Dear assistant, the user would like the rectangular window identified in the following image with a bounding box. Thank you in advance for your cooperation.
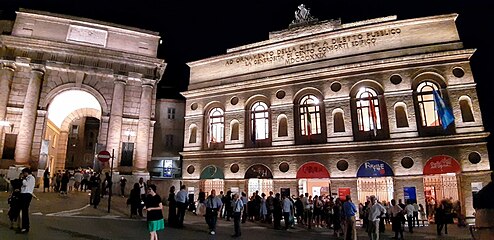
[165,134,174,147]
[120,142,134,167]
[2,134,17,159]
[167,108,176,119]
[71,125,79,135]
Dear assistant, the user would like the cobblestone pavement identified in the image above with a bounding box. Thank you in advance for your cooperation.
[0,190,474,239]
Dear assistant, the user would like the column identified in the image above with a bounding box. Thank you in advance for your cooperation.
[15,69,44,165]
[134,80,153,172]
[106,78,126,169]
[0,64,15,151]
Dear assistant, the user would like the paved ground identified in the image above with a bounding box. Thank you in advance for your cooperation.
[0,190,474,239]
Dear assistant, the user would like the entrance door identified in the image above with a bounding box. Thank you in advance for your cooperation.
[423,173,459,203]
[298,179,330,197]
[200,179,224,195]
[247,178,273,197]
[357,177,394,204]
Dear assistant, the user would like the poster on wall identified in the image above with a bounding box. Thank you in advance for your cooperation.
[404,187,417,203]
[338,187,351,201]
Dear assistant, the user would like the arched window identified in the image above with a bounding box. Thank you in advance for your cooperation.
[417,81,440,127]
[189,126,197,143]
[356,87,381,133]
[278,115,288,137]
[231,121,239,140]
[251,102,269,141]
[299,95,322,136]
[333,110,345,133]
[459,97,475,122]
[395,103,409,128]
[208,107,224,144]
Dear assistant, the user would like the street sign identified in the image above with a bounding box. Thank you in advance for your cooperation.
[97,150,111,162]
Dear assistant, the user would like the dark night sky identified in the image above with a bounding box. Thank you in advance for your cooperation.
[2,0,494,156]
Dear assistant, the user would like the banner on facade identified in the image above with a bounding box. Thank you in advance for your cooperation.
[356,160,394,177]
[423,155,461,175]
[404,187,417,203]
[244,164,273,179]
[338,187,351,201]
[200,165,224,179]
[296,162,330,179]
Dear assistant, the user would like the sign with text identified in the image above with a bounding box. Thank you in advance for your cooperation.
[338,187,351,201]
[190,15,459,83]
[296,162,330,178]
[404,187,417,203]
[423,155,461,175]
[357,160,394,177]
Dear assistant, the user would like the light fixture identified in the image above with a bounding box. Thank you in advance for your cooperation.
[124,128,135,142]
[0,120,13,132]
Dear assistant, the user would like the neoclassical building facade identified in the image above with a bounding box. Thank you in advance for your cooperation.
[182,13,490,217]
[0,9,165,181]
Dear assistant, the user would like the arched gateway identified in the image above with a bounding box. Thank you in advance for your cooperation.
[0,10,166,183]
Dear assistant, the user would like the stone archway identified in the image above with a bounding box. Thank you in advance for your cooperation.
[44,90,102,173]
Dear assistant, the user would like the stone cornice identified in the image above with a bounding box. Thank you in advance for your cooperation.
[182,49,475,99]
[181,132,489,159]
[0,35,165,80]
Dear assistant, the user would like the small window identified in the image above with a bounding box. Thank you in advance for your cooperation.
[189,127,197,143]
[231,121,239,140]
[167,108,176,119]
[333,111,345,133]
[395,104,409,128]
[278,116,288,137]
[71,125,79,135]
[459,97,474,122]
[165,134,174,147]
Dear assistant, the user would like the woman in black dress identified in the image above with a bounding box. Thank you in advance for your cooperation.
[167,186,177,227]
[145,184,164,240]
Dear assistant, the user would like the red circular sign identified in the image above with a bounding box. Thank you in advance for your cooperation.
[97,150,111,162]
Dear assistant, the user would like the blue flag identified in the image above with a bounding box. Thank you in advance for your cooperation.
[432,90,455,129]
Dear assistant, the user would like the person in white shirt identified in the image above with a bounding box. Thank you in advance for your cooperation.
[232,193,244,238]
[19,168,35,234]
[282,195,294,230]
[390,199,404,240]
[367,195,386,240]
[175,185,188,228]
[405,200,415,233]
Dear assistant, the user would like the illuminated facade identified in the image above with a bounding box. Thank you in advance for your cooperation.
[0,9,166,183]
[182,13,490,217]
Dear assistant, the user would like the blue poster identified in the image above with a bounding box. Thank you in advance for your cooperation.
[404,187,417,202]
[356,160,394,177]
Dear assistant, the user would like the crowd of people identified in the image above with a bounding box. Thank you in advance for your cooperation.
[149,186,467,240]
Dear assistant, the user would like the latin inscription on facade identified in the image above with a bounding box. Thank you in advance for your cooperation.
[225,28,401,67]
[66,25,108,47]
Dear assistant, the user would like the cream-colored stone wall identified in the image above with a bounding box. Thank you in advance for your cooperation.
[0,10,165,180]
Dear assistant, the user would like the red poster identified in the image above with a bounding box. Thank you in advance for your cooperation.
[423,155,461,175]
[338,187,351,201]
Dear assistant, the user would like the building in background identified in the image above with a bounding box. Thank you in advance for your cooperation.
[181,7,490,218]
[150,96,185,192]
[0,9,166,185]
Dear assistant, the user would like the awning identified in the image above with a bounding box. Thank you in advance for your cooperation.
[296,162,330,178]
[200,165,224,179]
[357,160,394,177]
[244,164,273,179]
[423,155,461,175]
